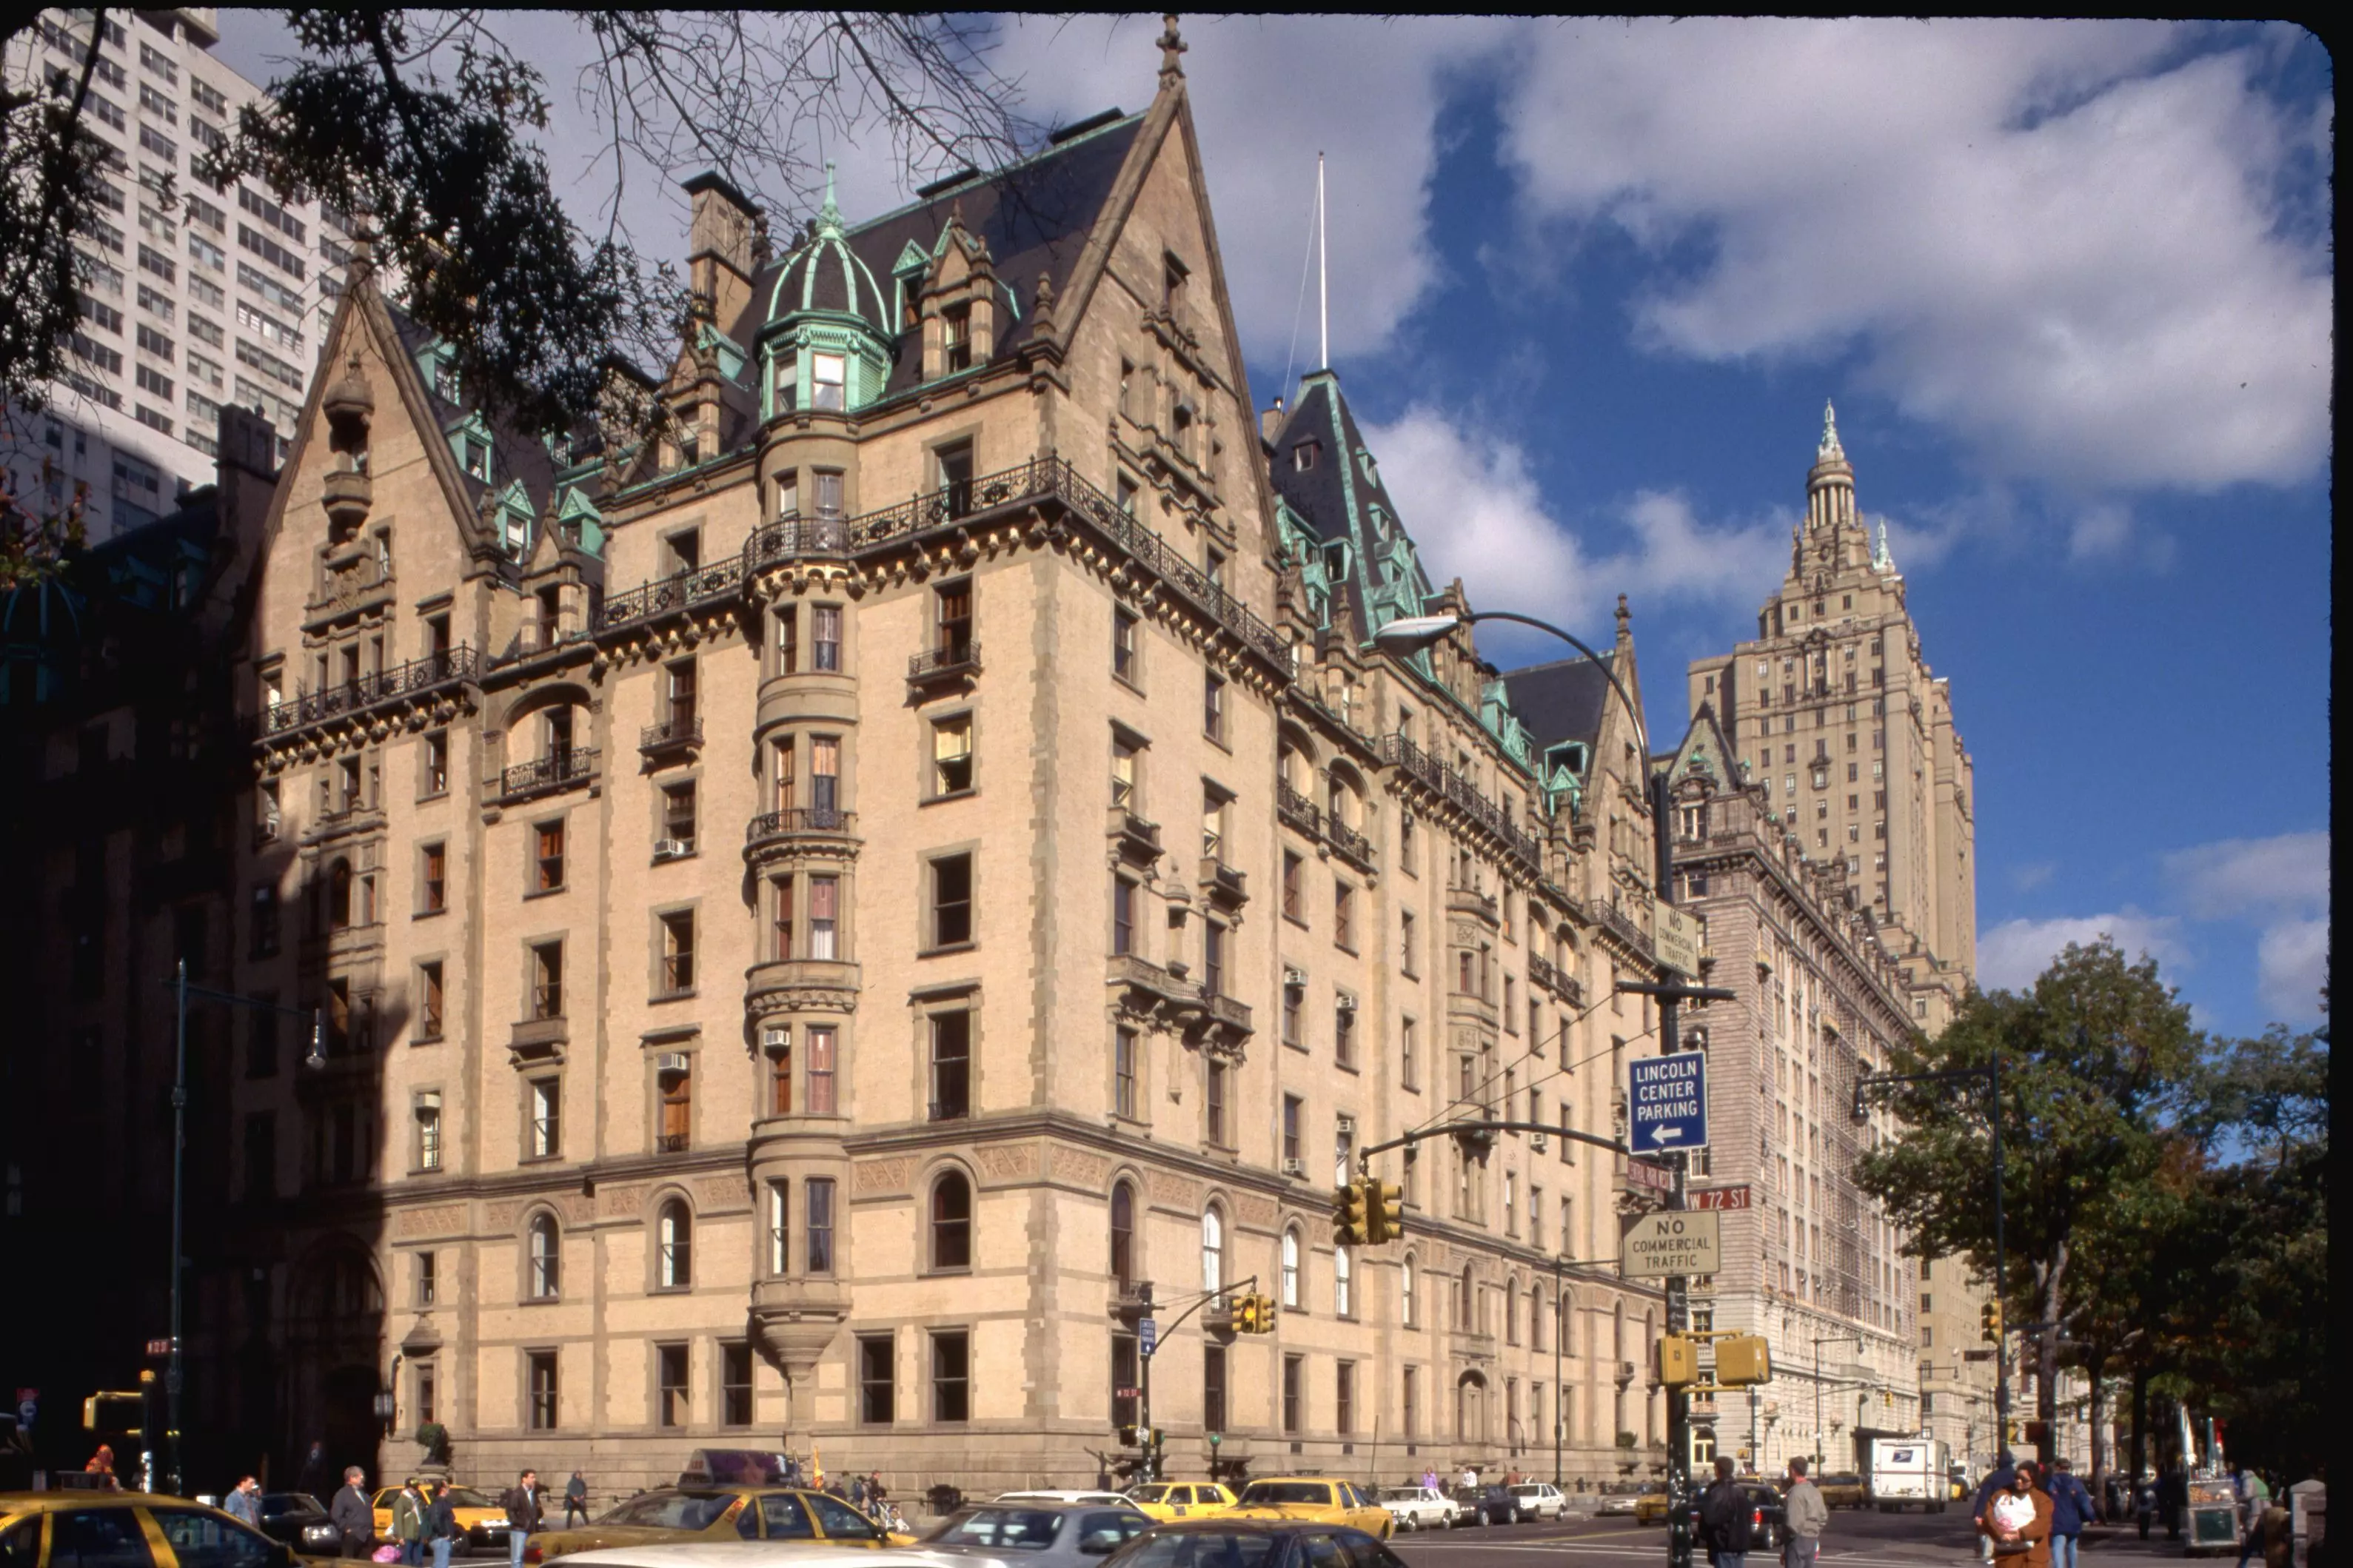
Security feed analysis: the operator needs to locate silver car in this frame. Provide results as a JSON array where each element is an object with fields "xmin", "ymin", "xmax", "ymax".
[{"xmin": 922, "ymin": 1502, "xmax": 1157, "ymax": 1568}]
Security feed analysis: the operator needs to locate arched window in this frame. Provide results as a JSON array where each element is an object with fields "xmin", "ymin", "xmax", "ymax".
[
  {"xmin": 526, "ymin": 1213, "xmax": 560, "ymax": 1299},
  {"xmin": 1201, "ymin": 1207, "xmax": 1225, "ymax": 1294},
  {"xmin": 1333, "ymin": 1243, "xmax": 1352, "ymax": 1318},
  {"xmin": 931, "ymin": 1172, "xmax": 973, "ymax": 1270},
  {"xmin": 1280, "ymin": 1228, "xmax": 1301, "ymax": 1308},
  {"xmin": 1110, "ymin": 1182, "xmax": 1136, "ymax": 1287},
  {"xmin": 327, "ymin": 858, "xmax": 352, "ymax": 930},
  {"xmin": 1401, "ymin": 1255, "xmax": 1417, "ymax": 1327},
  {"xmin": 657, "ymin": 1199, "xmax": 692, "ymax": 1288}
]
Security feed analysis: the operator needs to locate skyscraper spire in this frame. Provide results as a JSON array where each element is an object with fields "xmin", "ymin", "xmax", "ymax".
[{"xmin": 1819, "ymin": 399, "xmax": 1844, "ymax": 461}]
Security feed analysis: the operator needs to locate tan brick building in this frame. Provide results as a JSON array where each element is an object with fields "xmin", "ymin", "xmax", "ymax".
[{"xmin": 153, "ymin": 45, "xmax": 1690, "ymax": 1498}]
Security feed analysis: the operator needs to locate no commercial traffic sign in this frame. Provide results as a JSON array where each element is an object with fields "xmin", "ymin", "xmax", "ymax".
[
  {"xmin": 1621, "ymin": 1210, "xmax": 1723, "ymax": 1279},
  {"xmin": 1627, "ymin": 1049, "xmax": 1709, "ymax": 1155}
]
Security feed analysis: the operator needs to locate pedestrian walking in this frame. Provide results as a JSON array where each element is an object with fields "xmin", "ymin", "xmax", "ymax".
[
  {"xmin": 1700, "ymin": 1458, "xmax": 1756, "ymax": 1568},
  {"xmin": 425, "ymin": 1482, "xmax": 459, "ymax": 1568},
  {"xmin": 1972, "ymin": 1454, "xmax": 2022, "ymax": 1564},
  {"xmin": 332, "ymin": 1467, "xmax": 377, "ymax": 1560},
  {"xmin": 868, "ymin": 1474, "xmax": 886, "ymax": 1510},
  {"xmin": 564, "ymin": 1472, "xmax": 589, "ymax": 1530},
  {"xmin": 298, "ymin": 1441, "xmax": 330, "ymax": 1503},
  {"xmin": 1784, "ymin": 1457, "xmax": 1830, "ymax": 1568},
  {"xmin": 1986, "ymin": 1461, "xmax": 2055, "ymax": 1568},
  {"xmin": 1460, "ymin": 1465, "xmax": 1478, "ymax": 1490},
  {"xmin": 1422, "ymin": 1468, "xmax": 1439, "ymax": 1492},
  {"xmin": 224, "ymin": 1477, "xmax": 263, "ymax": 1528},
  {"xmin": 501, "ymin": 1470, "xmax": 544, "ymax": 1568},
  {"xmin": 2047, "ymin": 1458, "xmax": 2094, "ymax": 1568},
  {"xmin": 850, "ymin": 1474, "xmax": 868, "ymax": 1508},
  {"xmin": 392, "ymin": 1478, "xmax": 427, "ymax": 1567},
  {"xmin": 2235, "ymin": 1470, "xmax": 2277, "ymax": 1568}
]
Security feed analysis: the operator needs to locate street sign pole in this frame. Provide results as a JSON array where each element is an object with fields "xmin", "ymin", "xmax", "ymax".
[
  {"xmin": 1652, "ymin": 771, "xmax": 1693, "ymax": 1568},
  {"xmin": 1139, "ymin": 1316, "xmax": 1157, "ymax": 1484}
]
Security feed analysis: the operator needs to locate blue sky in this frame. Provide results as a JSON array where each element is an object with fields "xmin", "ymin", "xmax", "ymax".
[{"xmin": 220, "ymin": 16, "xmax": 2333, "ymax": 1038}]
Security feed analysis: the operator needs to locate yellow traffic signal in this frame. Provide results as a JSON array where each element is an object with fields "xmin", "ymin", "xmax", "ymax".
[
  {"xmin": 1658, "ymin": 1335, "xmax": 1700, "ymax": 1387},
  {"xmin": 1716, "ymin": 1335, "xmax": 1773, "ymax": 1387},
  {"xmin": 1368, "ymin": 1180, "xmax": 1405, "ymax": 1244},
  {"xmin": 1981, "ymin": 1300, "xmax": 2003, "ymax": 1343},
  {"xmin": 1332, "ymin": 1179, "xmax": 1370, "ymax": 1246},
  {"xmin": 1234, "ymin": 1294, "xmax": 1259, "ymax": 1334}
]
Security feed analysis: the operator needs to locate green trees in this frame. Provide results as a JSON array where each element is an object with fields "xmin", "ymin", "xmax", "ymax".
[{"xmin": 1858, "ymin": 939, "xmax": 2331, "ymax": 1483}]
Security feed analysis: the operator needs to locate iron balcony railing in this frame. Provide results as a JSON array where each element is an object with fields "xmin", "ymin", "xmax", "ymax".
[
  {"xmin": 746, "ymin": 807, "xmax": 857, "ymax": 842},
  {"xmin": 1276, "ymin": 780, "xmax": 1321, "ymax": 837},
  {"xmin": 640, "ymin": 715, "xmax": 703, "ymax": 752},
  {"xmin": 1378, "ymin": 732, "xmax": 1543, "ymax": 874},
  {"xmin": 595, "ymin": 557, "xmax": 749, "ymax": 634},
  {"xmin": 908, "ymin": 640, "xmax": 981, "ymax": 680},
  {"xmin": 1326, "ymin": 817, "xmax": 1376, "ymax": 871},
  {"xmin": 743, "ymin": 457, "xmax": 1293, "ymax": 671},
  {"xmin": 497, "ymin": 747, "xmax": 598, "ymax": 802},
  {"xmin": 264, "ymin": 646, "xmax": 478, "ymax": 734}
]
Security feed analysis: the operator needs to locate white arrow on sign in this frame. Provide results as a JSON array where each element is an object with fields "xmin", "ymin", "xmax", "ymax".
[{"xmin": 1653, "ymin": 1127, "xmax": 1683, "ymax": 1141}]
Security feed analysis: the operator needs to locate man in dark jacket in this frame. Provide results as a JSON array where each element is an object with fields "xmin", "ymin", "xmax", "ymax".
[
  {"xmin": 426, "ymin": 1483, "xmax": 461, "ymax": 1568},
  {"xmin": 564, "ymin": 1473, "xmax": 589, "ymax": 1530},
  {"xmin": 502, "ymin": 1471, "xmax": 543, "ymax": 1568},
  {"xmin": 331, "ymin": 1467, "xmax": 375, "ymax": 1559},
  {"xmin": 1973, "ymin": 1455, "xmax": 2021, "ymax": 1564},
  {"xmin": 1698, "ymin": 1458, "xmax": 1755, "ymax": 1568},
  {"xmin": 2047, "ymin": 1458, "xmax": 2095, "ymax": 1568}
]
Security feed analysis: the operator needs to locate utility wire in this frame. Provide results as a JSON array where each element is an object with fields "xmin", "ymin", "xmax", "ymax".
[{"xmin": 1279, "ymin": 159, "xmax": 1319, "ymax": 406}]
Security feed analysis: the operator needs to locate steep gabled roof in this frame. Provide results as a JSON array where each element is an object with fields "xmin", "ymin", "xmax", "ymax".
[
  {"xmin": 720, "ymin": 113, "xmax": 1147, "ymax": 398},
  {"xmin": 1666, "ymin": 702, "xmax": 1744, "ymax": 793},
  {"xmin": 1266, "ymin": 371, "xmax": 1434, "ymax": 635},
  {"xmin": 1503, "ymin": 654, "xmax": 1619, "ymax": 754}
]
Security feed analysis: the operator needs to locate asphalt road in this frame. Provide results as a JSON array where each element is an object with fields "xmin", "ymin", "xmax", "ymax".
[{"xmin": 1389, "ymin": 1507, "xmax": 2187, "ymax": 1568}]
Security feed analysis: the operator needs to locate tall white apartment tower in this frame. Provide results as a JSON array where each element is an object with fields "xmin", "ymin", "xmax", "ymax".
[{"xmin": 4, "ymin": 7, "xmax": 351, "ymax": 540}]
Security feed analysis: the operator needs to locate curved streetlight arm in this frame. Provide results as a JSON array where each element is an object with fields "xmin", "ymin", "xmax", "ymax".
[{"xmin": 1373, "ymin": 608, "xmax": 1650, "ymax": 762}]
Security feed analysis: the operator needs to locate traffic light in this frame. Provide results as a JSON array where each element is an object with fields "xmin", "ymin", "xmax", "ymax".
[
  {"xmin": 1332, "ymin": 1179, "xmax": 1370, "ymax": 1246},
  {"xmin": 1241, "ymin": 1291, "xmax": 1277, "ymax": 1333},
  {"xmin": 1367, "ymin": 1179, "xmax": 1405, "ymax": 1244},
  {"xmin": 1117, "ymin": 1423, "xmax": 1141, "ymax": 1448},
  {"xmin": 1981, "ymin": 1300, "xmax": 2003, "ymax": 1343},
  {"xmin": 1716, "ymin": 1336, "xmax": 1773, "ymax": 1387},
  {"xmin": 1231, "ymin": 1295, "xmax": 1258, "ymax": 1334},
  {"xmin": 1657, "ymin": 1335, "xmax": 1699, "ymax": 1388}
]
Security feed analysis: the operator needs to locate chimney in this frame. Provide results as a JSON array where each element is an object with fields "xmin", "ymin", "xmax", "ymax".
[
  {"xmin": 1260, "ymin": 396, "xmax": 1285, "ymax": 445},
  {"xmin": 683, "ymin": 172, "xmax": 761, "ymax": 329}
]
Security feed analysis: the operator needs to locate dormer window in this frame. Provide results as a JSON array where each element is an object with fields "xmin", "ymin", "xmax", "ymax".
[
  {"xmin": 811, "ymin": 353, "xmax": 846, "ymax": 411},
  {"xmin": 1293, "ymin": 440, "xmax": 1319, "ymax": 472},
  {"xmin": 1163, "ymin": 253, "xmax": 1190, "ymax": 318},
  {"xmin": 463, "ymin": 437, "xmax": 489, "ymax": 482},
  {"xmin": 943, "ymin": 305, "xmax": 971, "ymax": 372}
]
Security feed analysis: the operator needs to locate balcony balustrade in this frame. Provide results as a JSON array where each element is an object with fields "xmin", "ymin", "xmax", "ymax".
[
  {"xmin": 495, "ymin": 747, "xmax": 597, "ymax": 804},
  {"xmin": 264, "ymin": 646, "xmax": 477, "ymax": 737}
]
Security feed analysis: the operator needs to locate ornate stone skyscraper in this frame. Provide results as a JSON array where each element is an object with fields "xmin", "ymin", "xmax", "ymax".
[{"xmin": 1687, "ymin": 405, "xmax": 1975, "ymax": 1031}]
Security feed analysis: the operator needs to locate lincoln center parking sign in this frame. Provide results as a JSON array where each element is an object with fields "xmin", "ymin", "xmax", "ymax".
[{"xmin": 1627, "ymin": 1050, "xmax": 1709, "ymax": 1155}]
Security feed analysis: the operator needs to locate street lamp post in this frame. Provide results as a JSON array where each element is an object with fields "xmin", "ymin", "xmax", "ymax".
[
  {"xmin": 163, "ymin": 958, "xmax": 324, "ymax": 1497},
  {"xmin": 1375, "ymin": 609, "xmax": 1724, "ymax": 1568}
]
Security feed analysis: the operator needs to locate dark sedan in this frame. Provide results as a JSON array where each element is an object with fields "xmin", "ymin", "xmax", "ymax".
[
  {"xmin": 1106, "ymin": 1518, "xmax": 1410, "ymax": 1568},
  {"xmin": 256, "ymin": 1492, "xmax": 344, "ymax": 1555},
  {"xmin": 1692, "ymin": 1482, "xmax": 1789, "ymax": 1552},
  {"xmin": 1445, "ymin": 1486, "xmax": 1522, "ymax": 1527}
]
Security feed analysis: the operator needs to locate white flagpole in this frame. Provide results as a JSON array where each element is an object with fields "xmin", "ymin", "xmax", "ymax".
[{"xmin": 1317, "ymin": 151, "xmax": 1328, "ymax": 372}]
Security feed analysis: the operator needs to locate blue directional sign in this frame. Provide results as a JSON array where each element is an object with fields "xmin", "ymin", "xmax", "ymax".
[
  {"xmin": 1139, "ymin": 1317, "xmax": 1158, "ymax": 1358},
  {"xmin": 1627, "ymin": 1050, "xmax": 1709, "ymax": 1156}
]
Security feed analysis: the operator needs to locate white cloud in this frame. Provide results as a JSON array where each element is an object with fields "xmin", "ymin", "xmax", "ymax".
[
  {"xmin": 1361, "ymin": 406, "xmax": 1788, "ymax": 627},
  {"xmin": 993, "ymin": 16, "xmax": 1513, "ymax": 370},
  {"xmin": 1495, "ymin": 20, "xmax": 2332, "ymax": 495},
  {"xmin": 2256, "ymin": 918, "xmax": 2329, "ymax": 1019},
  {"xmin": 2163, "ymin": 831, "xmax": 2330, "ymax": 916},
  {"xmin": 1976, "ymin": 910, "xmax": 2187, "ymax": 992}
]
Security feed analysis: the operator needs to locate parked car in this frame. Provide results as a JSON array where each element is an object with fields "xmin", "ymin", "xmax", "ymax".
[
  {"xmin": 1375, "ymin": 1489, "xmax": 1457, "ymax": 1532},
  {"xmin": 1447, "ymin": 1485, "xmax": 1521, "ymax": 1527},
  {"xmin": 252, "ymin": 1492, "xmax": 344, "ymax": 1555},
  {"xmin": 922, "ymin": 1501, "xmax": 1155, "ymax": 1568},
  {"xmin": 1505, "ymin": 1485, "xmax": 1567, "ymax": 1523},
  {"xmin": 1815, "ymin": 1474, "xmax": 1867, "ymax": 1510},
  {"xmin": 1124, "ymin": 1485, "xmax": 1237, "ymax": 1524},
  {"xmin": 1225, "ymin": 1480, "xmax": 1391, "ymax": 1539},
  {"xmin": 993, "ymin": 1495, "xmax": 1136, "ymax": 1509}
]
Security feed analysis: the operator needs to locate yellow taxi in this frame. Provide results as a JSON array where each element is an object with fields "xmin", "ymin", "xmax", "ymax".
[
  {"xmin": 1124, "ymin": 1482, "xmax": 1239, "ymax": 1522},
  {"xmin": 0, "ymin": 1490, "xmax": 300, "ymax": 1568},
  {"xmin": 371, "ymin": 1486, "xmax": 511, "ymax": 1553},
  {"xmin": 1633, "ymin": 1483, "xmax": 1673, "ymax": 1524},
  {"xmin": 1224, "ymin": 1478, "xmax": 1393, "ymax": 1539},
  {"xmin": 525, "ymin": 1487, "xmax": 897, "ymax": 1562}
]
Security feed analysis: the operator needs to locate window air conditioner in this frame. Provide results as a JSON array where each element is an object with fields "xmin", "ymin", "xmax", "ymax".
[
  {"xmin": 1336, "ymin": 1113, "xmax": 1356, "ymax": 1134},
  {"xmin": 761, "ymin": 1025, "xmax": 789, "ymax": 1053},
  {"xmin": 653, "ymin": 837, "xmax": 692, "ymax": 860},
  {"xmin": 1530, "ymin": 1132, "xmax": 1548, "ymax": 1153},
  {"xmin": 655, "ymin": 1051, "xmax": 690, "ymax": 1076},
  {"xmin": 1281, "ymin": 1157, "xmax": 1307, "ymax": 1178}
]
